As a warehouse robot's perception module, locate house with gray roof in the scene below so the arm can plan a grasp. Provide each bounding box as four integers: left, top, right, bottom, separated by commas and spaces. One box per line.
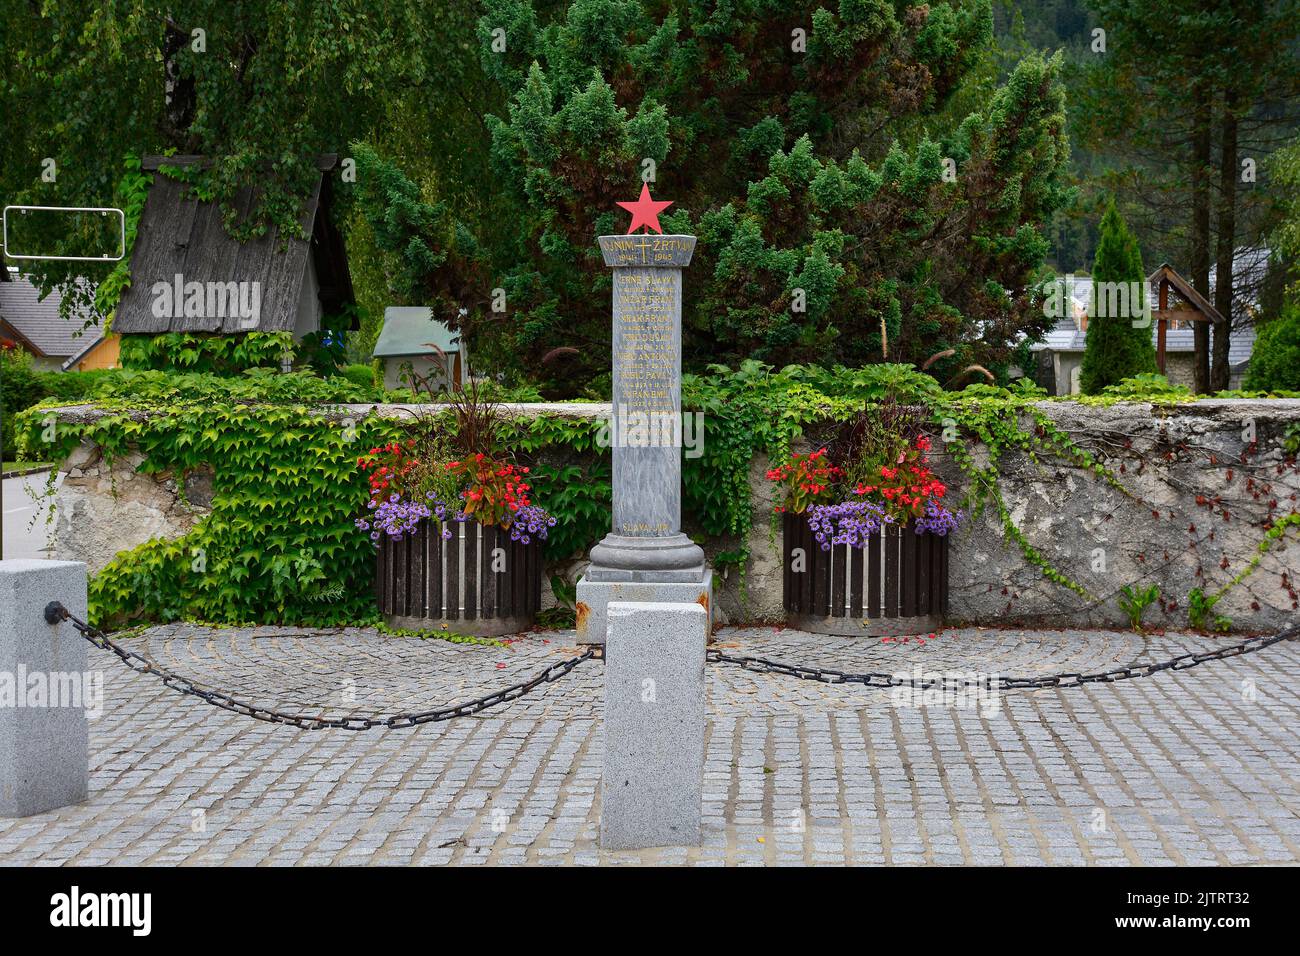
1031, 253, 1264, 395
372, 306, 468, 391
0, 270, 103, 371
109, 155, 355, 341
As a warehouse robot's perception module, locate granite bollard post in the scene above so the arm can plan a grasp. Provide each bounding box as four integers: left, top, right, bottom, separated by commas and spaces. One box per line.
0, 559, 90, 817
576, 234, 712, 643
600, 601, 706, 849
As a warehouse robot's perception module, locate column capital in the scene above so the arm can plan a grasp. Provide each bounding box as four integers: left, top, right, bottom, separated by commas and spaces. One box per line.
598, 234, 696, 268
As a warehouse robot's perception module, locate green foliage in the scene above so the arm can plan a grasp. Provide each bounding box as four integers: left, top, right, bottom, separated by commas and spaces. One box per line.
1080, 202, 1157, 394
0, 347, 48, 459
1244, 301, 1300, 393
16, 398, 406, 628
16, 358, 1291, 628
2, 0, 437, 235
355, 2, 1072, 387
504, 415, 612, 560
1118, 583, 1159, 632
374, 620, 504, 648
97, 155, 154, 324
1203, 512, 1300, 621
1186, 587, 1231, 634
1076, 1, 1300, 391
1286, 422, 1300, 456
119, 332, 295, 375
340, 364, 379, 390
537, 574, 578, 628
1272, 140, 1300, 282
1074, 373, 1194, 406
31, 367, 382, 408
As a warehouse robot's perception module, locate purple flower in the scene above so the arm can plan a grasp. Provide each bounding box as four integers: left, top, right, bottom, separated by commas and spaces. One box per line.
506, 504, 554, 544
912, 499, 965, 536
361, 491, 465, 541
806, 498, 964, 550
806, 501, 893, 551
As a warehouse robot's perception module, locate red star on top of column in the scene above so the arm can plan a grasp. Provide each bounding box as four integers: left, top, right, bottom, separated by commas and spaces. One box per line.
616, 183, 674, 235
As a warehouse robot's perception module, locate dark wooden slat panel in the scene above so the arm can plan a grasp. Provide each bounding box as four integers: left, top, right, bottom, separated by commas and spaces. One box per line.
849, 541, 863, 618
916, 531, 931, 617
428, 521, 443, 617
496, 530, 510, 617
938, 533, 949, 615
801, 520, 815, 614
812, 533, 829, 617
831, 543, 847, 617
384, 535, 395, 616
531, 540, 542, 613
464, 521, 479, 620
481, 524, 496, 619
445, 520, 461, 620
884, 526, 899, 617
867, 530, 881, 618
782, 512, 794, 612
511, 537, 525, 618
900, 527, 916, 617
935, 535, 946, 616
375, 535, 387, 611
393, 532, 409, 617
409, 521, 425, 618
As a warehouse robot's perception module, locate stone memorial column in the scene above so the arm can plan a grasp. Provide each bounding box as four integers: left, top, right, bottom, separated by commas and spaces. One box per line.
576, 234, 712, 644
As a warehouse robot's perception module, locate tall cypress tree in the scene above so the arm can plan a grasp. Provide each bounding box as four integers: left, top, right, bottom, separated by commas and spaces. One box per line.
1080, 201, 1157, 393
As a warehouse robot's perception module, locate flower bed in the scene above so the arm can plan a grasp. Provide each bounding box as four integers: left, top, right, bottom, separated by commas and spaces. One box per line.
357, 377, 556, 635
375, 516, 543, 637
768, 403, 963, 635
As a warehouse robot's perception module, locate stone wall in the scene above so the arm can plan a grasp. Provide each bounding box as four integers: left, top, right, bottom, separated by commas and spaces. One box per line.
45, 399, 1300, 633
54, 442, 213, 575
713, 399, 1299, 632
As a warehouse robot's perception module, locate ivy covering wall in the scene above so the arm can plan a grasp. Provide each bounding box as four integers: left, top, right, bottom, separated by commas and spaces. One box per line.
14, 364, 1299, 629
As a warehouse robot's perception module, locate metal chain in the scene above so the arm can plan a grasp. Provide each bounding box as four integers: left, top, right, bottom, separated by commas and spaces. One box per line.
42, 600, 1300, 721
707, 622, 1300, 691
44, 602, 597, 731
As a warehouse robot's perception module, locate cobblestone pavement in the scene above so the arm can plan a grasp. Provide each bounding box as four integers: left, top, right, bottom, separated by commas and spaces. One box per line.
1, 624, 1297, 866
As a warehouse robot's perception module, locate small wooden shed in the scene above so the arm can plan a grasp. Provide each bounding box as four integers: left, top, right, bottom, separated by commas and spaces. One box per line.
110, 155, 355, 340
372, 307, 468, 392
1148, 264, 1225, 378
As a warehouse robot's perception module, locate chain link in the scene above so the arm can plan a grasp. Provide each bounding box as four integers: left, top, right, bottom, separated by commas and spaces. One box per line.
707, 622, 1299, 691
43, 601, 1300, 722
44, 602, 597, 731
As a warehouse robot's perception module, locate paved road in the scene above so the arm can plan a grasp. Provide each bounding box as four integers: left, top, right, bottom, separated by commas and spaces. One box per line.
0, 625, 1296, 866
1, 470, 60, 559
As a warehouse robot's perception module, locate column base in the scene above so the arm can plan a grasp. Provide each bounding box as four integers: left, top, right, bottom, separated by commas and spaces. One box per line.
576, 571, 714, 645
584, 533, 707, 583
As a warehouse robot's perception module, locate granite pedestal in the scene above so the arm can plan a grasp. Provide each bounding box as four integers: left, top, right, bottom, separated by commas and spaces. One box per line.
599, 601, 706, 849
0, 559, 89, 817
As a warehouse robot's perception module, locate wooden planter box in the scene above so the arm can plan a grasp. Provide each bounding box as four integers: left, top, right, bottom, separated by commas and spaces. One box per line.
375, 518, 542, 637
781, 511, 948, 636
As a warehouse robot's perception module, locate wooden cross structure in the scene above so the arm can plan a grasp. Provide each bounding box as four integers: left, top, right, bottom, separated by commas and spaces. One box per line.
1148, 263, 1225, 379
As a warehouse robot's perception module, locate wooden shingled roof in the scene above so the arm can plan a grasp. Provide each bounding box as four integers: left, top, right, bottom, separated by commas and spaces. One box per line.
111, 155, 354, 334
1148, 263, 1226, 324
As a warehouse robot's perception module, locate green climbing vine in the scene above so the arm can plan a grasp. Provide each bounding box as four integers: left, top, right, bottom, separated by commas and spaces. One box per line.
12, 363, 1299, 630
1188, 512, 1300, 632
119, 331, 295, 374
